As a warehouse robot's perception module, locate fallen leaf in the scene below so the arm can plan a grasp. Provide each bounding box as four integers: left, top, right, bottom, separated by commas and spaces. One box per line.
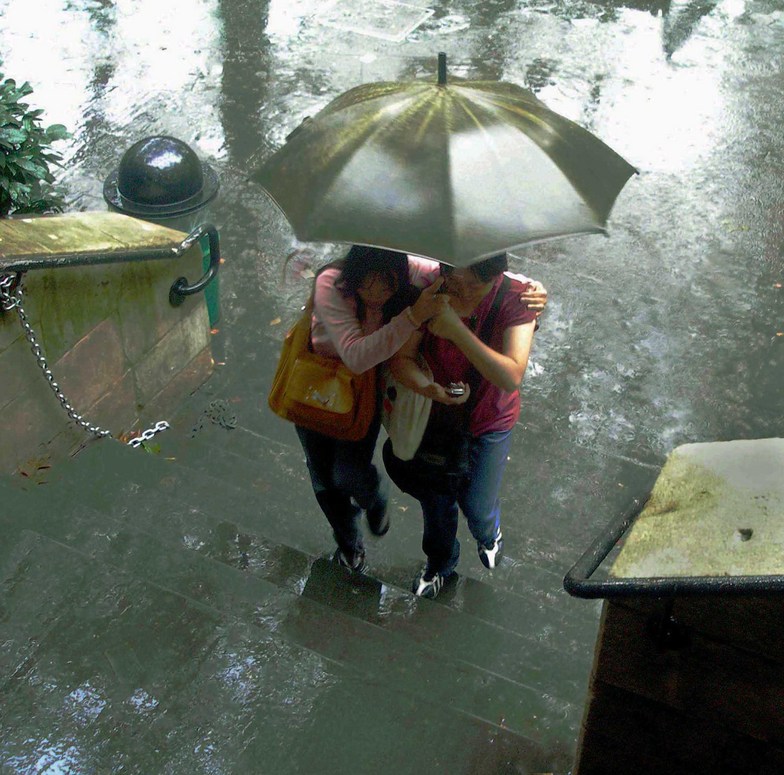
270, 317, 282, 326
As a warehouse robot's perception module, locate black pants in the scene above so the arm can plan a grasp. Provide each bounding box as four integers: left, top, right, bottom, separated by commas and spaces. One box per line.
295, 412, 386, 556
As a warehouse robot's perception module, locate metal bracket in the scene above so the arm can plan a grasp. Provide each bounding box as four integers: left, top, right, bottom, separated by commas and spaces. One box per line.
169, 223, 220, 306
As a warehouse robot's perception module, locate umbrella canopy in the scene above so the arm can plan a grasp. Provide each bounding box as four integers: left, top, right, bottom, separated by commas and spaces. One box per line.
252, 54, 637, 266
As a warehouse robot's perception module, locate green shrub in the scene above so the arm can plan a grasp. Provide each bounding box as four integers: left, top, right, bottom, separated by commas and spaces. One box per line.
0, 73, 69, 217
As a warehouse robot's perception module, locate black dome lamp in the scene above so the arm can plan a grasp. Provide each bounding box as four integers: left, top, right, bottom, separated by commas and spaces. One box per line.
103, 135, 219, 218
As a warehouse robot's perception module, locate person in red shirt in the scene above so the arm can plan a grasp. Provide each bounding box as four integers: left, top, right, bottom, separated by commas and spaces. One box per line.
388, 253, 538, 598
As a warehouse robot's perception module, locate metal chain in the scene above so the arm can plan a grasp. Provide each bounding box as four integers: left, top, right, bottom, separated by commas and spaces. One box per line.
127, 420, 171, 448
1, 272, 169, 448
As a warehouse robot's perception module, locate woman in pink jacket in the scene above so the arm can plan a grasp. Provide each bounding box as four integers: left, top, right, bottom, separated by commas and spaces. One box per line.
298, 245, 545, 573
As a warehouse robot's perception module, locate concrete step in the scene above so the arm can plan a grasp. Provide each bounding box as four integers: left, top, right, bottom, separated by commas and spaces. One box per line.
27, 445, 590, 713
0, 525, 573, 773
0, 530, 341, 774
81, 516, 580, 746
48, 440, 595, 699
165, 372, 613, 588
157, 425, 601, 630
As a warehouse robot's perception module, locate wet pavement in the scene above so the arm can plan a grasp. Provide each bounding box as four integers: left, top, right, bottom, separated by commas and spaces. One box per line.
1, 0, 784, 772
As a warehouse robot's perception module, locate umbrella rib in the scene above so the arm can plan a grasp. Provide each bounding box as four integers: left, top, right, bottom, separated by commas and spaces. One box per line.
298, 86, 455, 251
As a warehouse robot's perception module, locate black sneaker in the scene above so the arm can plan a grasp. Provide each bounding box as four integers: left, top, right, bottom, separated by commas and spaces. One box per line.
335, 548, 368, 574
412, 567, 447, 599
366, 501, 390, 536
478, 531, 504, 569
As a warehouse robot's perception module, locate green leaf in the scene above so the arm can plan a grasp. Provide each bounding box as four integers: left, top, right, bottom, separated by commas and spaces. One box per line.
14, 158, 47, 177
0, 75, 69, 214
0, 127, 27, 144
45, 124, 69, 141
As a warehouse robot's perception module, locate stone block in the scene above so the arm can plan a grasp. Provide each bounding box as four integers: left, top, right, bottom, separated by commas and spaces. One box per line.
53, 318, 127, 411
25, 265, 119, 365
141, 345, 213, 423
622, 595, 784, 666
84, 369, 140, 437
115, 244, 207, 366
578, 679, 726, 774
0, 309, 23, 353
0, 211, 185, 267
0, 335, 48, 413
0, 214, 215, 473
593, 601, 784, 744
134, 306, 210, 401
612, 438, 784, 578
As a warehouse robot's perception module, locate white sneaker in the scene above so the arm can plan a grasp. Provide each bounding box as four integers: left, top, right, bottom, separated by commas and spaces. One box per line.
411, 568, 446, 599
478, 531, 504, 569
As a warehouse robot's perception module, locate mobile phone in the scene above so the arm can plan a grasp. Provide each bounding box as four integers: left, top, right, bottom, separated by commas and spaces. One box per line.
446, 382, 465, 397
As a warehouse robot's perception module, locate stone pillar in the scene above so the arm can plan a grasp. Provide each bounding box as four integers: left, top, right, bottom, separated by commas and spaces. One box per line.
574, 438, 784, 774
0, 212, 214, 473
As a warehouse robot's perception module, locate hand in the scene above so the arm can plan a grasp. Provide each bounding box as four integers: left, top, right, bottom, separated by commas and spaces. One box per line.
426, 303, 465, 341
421, 382, 471, 405
521, 280, 547, 315
410, 277, 448, 325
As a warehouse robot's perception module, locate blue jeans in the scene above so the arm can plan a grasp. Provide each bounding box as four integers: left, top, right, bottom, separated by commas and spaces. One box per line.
417, 429, 512, 575
296, 414, 387, 557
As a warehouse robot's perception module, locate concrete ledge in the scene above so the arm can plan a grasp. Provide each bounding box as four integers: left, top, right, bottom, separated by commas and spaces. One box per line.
612, 438, 784, 578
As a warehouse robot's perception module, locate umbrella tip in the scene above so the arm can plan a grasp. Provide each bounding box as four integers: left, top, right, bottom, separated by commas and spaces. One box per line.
437, 52, 447, 86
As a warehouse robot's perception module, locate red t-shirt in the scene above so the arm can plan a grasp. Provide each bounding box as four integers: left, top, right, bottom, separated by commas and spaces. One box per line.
423, 276, 537, 436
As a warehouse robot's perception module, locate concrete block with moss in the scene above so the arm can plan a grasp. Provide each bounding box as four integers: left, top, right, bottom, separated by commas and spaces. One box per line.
0, 212, 215, 473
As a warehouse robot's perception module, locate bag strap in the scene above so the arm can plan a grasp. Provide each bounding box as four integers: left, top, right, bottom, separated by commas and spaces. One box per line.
299, 280, 317, 351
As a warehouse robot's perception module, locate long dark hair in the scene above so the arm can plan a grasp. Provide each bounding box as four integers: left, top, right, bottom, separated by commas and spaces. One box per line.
321, 245, 417, 323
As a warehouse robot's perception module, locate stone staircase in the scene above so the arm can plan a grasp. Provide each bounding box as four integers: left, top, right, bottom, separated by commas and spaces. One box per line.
1, 392, 600, 774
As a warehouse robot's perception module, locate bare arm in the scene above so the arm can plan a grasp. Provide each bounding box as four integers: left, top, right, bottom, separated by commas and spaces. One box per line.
389, 330, 471, 405
427, 305, 536, 393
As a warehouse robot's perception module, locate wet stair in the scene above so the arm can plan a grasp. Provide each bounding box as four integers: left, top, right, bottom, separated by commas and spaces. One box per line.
0, 406, 599, 774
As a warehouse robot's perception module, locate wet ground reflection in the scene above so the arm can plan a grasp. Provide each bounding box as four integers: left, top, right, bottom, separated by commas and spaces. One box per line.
1, 0, 783, 771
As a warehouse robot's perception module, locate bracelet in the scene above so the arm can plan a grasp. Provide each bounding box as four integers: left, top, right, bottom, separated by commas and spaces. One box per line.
405, 306, 420, 327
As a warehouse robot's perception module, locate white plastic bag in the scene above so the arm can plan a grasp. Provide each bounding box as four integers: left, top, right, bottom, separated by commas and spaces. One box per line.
381, 362, 432, 461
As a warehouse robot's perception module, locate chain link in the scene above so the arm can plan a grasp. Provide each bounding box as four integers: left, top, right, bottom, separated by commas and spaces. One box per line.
127, 420, 171, 447
0, 274, 21, 310
1, 272, 169, 448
